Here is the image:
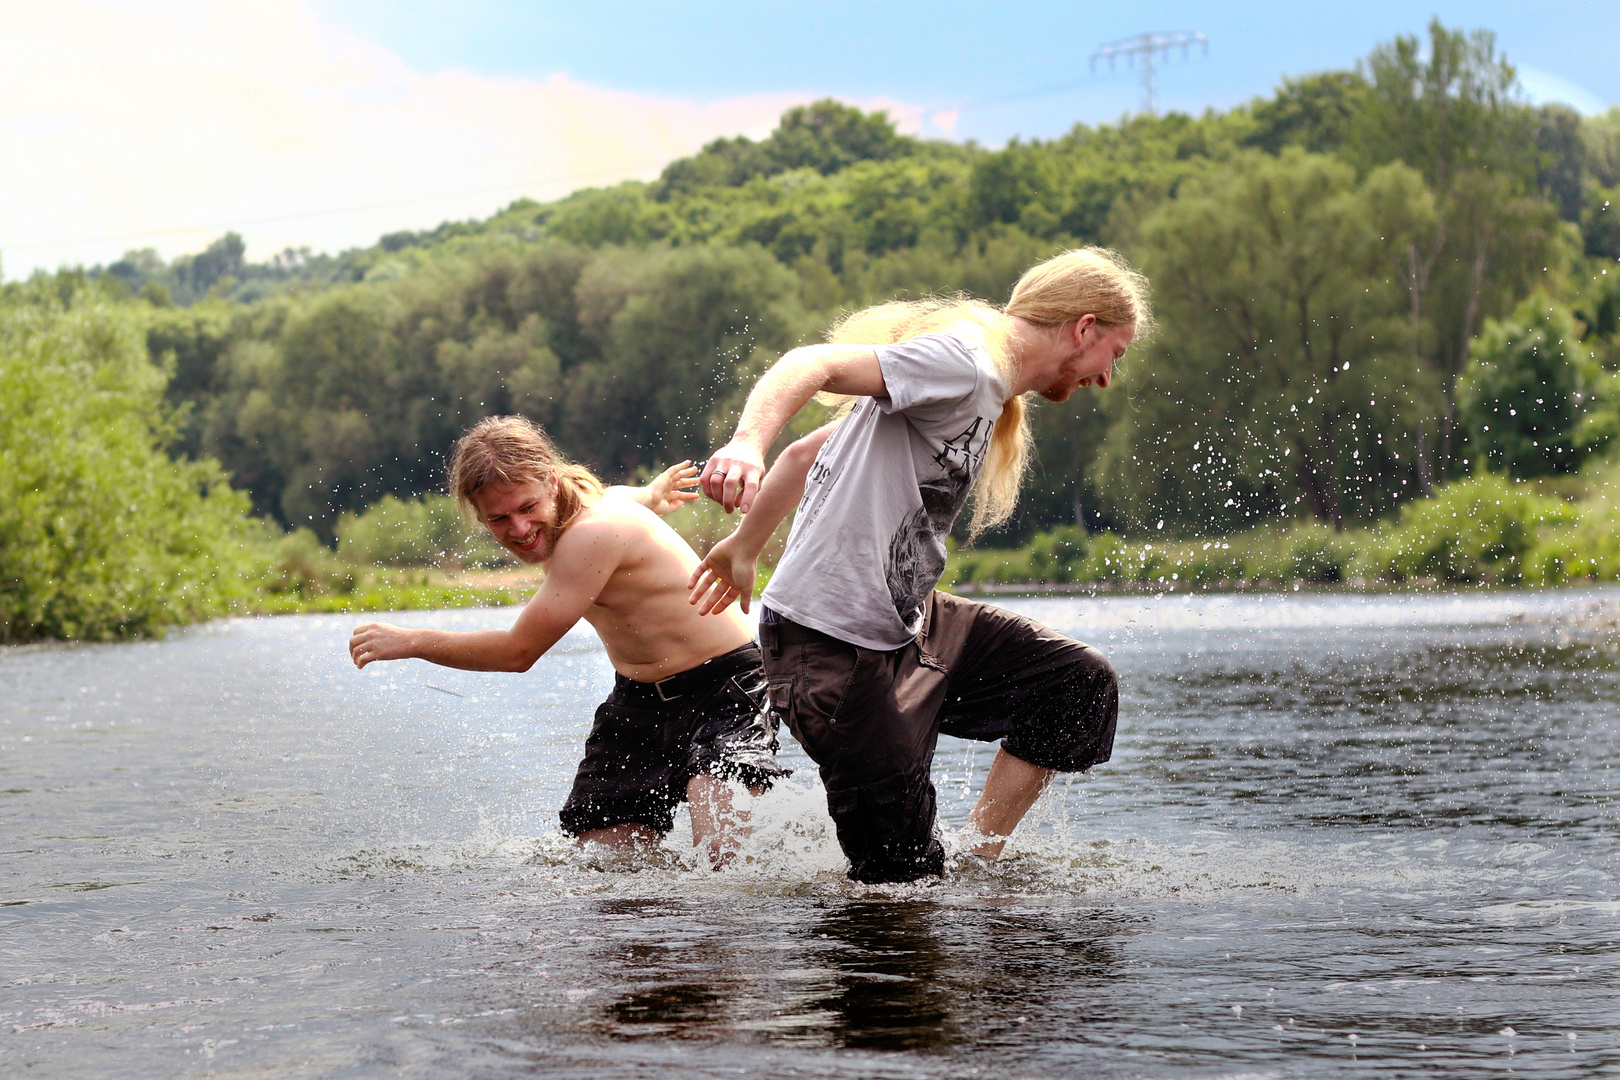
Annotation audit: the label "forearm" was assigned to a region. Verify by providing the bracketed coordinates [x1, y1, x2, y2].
[394, 627, 539, 672]
[730, 349, 834, 456]
[732, 426, 833, 555]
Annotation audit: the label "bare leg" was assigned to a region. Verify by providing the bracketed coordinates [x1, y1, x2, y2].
[687, 774, 764, 869]
[965, 747, 1055, 859]
[577, 822, 661, 849]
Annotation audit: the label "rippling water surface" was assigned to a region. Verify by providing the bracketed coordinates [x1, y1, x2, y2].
[3, 590, 1619, 1078]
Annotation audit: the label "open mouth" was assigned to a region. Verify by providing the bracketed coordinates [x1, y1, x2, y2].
[508, 523, 551, 558]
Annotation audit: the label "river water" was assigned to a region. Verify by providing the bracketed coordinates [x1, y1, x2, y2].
[3, 590, 1618, 1078]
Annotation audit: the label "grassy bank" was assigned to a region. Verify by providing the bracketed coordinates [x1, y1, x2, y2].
[257, 468, 1620, 621]
[231, 524, 532, 617]
[945, 472, 1619, 594]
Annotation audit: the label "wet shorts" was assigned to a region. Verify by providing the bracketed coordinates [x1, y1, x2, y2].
[759, 590, 1117, 884]
[559, 643, 790, 837]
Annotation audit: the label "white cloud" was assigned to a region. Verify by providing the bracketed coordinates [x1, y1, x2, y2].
[0, 0, 836, 276]
[1516, 64, 1611, 116]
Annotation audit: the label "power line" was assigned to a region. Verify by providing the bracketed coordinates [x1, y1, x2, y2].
[1090, 31, 1209, 117]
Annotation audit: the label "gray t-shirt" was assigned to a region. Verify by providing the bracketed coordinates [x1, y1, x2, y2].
[760, 332, 1009, 650]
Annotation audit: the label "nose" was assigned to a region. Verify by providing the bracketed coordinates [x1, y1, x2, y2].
[1095, 367, 1111, 389]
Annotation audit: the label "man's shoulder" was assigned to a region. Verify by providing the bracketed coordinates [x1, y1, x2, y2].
[555, 498, 664, 553]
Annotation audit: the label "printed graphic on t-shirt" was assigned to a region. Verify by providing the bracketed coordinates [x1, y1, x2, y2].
[884, 417, 991, 623]
[795, 454, 839, 530]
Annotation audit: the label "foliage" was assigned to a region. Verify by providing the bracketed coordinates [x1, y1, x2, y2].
[945, 474, 1588, 592]
[335, 494, 506, 569]
[1099, 150, 1432, 532]
[1349, 473, 1575, 583]
[35, 18, 1613, 562]
[179, 240, 803, 537]
[1345, 20, 1565, 485]
[1585, 188, 1620, 261]
[0, 293, 260, 641]
[1458, 295, 1589, 476]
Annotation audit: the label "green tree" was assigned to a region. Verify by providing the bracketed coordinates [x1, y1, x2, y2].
[1535, 104, 1589, 222]
[1585, 188, 1620, 261]
[1243, 71, 1371, 155]
[1348, 20, 1561, 486]
[564, 243, 802, 473]
[0, 292, 257, 640]
[1583, 108, 1620, 188]
[1458, 296, 1587, 476]
[1101, 151, 1433, 532]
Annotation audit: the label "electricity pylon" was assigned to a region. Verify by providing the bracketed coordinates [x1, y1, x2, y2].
[1090, 31, 1209, 116]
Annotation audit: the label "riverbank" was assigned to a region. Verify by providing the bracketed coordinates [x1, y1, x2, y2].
[223, 470, 1620, 618]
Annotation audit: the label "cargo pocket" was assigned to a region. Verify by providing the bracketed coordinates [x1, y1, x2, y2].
[766, 676, 806, 749]
[825, 770, 944, 884]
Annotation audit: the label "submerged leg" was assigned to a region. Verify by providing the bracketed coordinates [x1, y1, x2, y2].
[576, 822, 661, 849]
[687, 774, 761, 869]
[964, 747, 1054, 859]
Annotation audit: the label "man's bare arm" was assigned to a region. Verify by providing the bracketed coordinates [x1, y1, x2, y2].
[700, 345, 884, 513]
[689, 423, 836, 615]
[350, 520, 622, 672]
[608, 460, 701, 517]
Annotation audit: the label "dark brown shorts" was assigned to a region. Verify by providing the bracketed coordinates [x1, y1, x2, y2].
[759, 591, 1117, 883]
[559, 643, 789, 837]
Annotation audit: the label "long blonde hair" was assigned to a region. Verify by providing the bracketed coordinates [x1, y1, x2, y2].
[826, 246, 1151, 537]
[447, 415, 605, 533]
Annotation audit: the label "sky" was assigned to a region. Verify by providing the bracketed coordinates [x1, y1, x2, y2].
[2, 0, 1616, 278]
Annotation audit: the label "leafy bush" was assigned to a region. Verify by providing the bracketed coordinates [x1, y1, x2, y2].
[1457, 295, 1589, 477]
[1348, 473, 1576, 583]
[1026, 525, 1089, 582]
[0, 297, 260, 640]
[259, 526, 356, 596]
[943, 546, 1035, 588]
[335, 493, 505, 569]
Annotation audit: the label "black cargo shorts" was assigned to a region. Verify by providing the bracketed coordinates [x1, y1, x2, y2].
[559, 643, 790, 837]
[758, 591, 1117, 884]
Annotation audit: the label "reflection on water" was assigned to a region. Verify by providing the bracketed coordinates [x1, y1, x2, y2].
[2, 590, 1619, 1078]
[788, 901, 959, 1051]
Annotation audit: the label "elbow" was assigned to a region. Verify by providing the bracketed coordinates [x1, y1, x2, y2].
[509, 652, 540, 673]
[779, 439, 815, 470]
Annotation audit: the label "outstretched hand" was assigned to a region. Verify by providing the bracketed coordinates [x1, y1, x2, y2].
[643, 460, 702, 516]
[699, 442, 765, 514]
[687, 532, 757, 615]
[350, 621, 414, 669]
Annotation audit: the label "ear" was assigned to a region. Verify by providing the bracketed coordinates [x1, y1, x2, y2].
[1071, 313, 1098, 342]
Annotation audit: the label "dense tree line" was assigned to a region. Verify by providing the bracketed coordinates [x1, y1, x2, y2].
[64, 21, 1620, 541]
[0, 280, 258, 640]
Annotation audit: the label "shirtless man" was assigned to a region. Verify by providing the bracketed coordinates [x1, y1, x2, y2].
[349, 415, 787, 866]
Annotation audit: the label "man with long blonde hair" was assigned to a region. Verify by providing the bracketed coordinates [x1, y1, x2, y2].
[690, 248, 1150, 883]
[350, 416, 788, 867]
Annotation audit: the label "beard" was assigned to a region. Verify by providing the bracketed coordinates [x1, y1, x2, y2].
[507, 520, 562, 564]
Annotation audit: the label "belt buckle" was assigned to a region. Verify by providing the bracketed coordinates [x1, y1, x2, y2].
[654, 676, 682, 703]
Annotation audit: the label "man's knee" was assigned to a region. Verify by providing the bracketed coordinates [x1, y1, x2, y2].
[1004, 646, 1118, 772]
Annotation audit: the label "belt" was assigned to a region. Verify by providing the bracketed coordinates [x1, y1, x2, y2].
[615, 643, 759, 703]
[758, 618, 863, 658]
